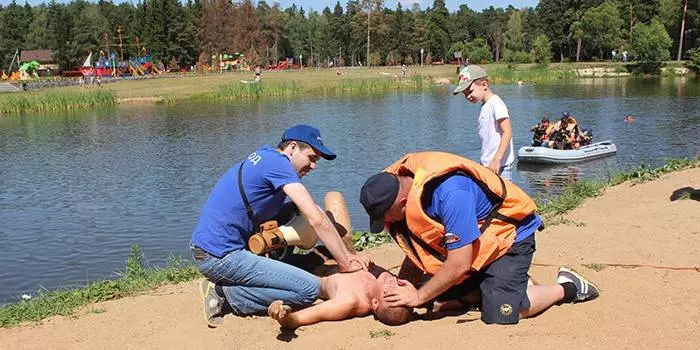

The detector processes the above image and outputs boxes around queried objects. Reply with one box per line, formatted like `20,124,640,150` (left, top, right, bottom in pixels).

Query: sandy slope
1,168,698,350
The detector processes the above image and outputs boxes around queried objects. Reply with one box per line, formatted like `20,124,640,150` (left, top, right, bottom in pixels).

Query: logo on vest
499,303,513,316
443,233,461,246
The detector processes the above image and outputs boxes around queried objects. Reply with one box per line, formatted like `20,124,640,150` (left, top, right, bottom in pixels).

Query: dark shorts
438,234,536,324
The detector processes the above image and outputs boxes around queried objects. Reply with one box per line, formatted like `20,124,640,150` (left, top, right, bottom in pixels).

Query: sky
0,0,541,12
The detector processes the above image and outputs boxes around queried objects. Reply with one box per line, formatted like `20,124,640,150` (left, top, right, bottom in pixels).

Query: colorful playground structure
80,48,162,78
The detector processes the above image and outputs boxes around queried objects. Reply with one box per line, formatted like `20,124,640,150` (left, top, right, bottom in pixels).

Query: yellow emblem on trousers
499,303,513,316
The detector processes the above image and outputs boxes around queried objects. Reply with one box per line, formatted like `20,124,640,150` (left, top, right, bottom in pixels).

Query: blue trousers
192,247,321,315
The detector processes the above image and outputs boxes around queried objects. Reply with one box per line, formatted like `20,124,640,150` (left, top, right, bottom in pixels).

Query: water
1,77,698,304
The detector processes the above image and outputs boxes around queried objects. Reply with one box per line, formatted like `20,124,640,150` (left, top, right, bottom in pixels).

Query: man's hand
486,158,501,174
383,278,422,307
338,253,372,273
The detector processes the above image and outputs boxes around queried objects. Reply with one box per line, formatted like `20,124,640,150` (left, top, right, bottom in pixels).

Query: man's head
452,65,489,103
278,124,336,177
360,172,411,233
368,271,413,326
540,117,550,126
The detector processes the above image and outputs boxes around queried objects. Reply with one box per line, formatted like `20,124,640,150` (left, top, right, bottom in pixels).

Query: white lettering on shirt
247,152,262,166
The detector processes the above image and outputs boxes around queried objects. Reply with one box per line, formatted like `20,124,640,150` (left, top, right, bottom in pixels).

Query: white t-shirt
477,94,515,167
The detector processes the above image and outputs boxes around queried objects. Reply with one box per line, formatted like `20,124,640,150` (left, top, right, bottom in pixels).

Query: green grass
484,65,578,84
369,329,395,339
184,75,434,103
0,245,199,328
352,231,393,252
582,263,608,272
0,90,116,114
538,157,700,222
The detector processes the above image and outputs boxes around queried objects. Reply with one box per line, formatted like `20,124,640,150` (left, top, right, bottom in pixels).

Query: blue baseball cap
282,124,337,160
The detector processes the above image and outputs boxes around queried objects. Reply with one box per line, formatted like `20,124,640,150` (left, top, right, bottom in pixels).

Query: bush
532,34,552,66
368,52,382,66
630,20,672,73
686,48,700,73
506,50,532,64
466,38,492,64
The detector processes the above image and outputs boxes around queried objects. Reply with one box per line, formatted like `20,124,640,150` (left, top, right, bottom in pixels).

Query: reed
0,90,116,114
538,157,700,217
186,76,434,102
485,65,578,84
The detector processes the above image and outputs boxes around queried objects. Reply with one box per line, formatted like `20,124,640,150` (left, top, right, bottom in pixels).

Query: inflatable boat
517,141,617,164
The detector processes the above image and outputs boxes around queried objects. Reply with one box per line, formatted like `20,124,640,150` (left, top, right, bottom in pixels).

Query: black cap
359,172,399,233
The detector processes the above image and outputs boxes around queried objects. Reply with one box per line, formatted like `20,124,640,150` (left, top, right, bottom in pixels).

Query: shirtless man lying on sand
267,265,414,327
267,262,540,328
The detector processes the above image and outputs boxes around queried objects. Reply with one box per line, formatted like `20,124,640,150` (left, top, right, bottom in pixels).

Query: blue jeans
192,246,321,315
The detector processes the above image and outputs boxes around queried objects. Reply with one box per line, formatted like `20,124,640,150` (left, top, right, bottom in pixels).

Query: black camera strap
237,162,260,233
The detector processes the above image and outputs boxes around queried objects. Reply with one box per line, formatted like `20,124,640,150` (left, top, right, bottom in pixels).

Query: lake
1,77,698,304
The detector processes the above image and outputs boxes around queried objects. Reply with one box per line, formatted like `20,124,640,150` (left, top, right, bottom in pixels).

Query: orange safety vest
383,151,538,283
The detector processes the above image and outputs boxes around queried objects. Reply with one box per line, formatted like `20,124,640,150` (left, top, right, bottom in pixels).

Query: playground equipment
215,52,250,72
76,47,162,78
18,60,40,80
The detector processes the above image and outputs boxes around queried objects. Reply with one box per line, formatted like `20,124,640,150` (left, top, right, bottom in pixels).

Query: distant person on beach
190,124,370,328
360,151,600,325
268,264,413,328
452,65,515,180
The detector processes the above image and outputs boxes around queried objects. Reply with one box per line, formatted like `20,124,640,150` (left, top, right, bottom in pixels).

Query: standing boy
452,65,515,180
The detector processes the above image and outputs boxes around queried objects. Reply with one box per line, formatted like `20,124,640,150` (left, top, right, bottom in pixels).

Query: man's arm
487,117,513,173
283,183,369,272
271,297,358,329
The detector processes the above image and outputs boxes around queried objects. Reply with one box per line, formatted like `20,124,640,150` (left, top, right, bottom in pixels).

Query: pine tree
0,1,30,69
427,0,450,61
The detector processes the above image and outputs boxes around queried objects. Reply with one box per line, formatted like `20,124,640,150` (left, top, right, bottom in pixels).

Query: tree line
0,0,697,71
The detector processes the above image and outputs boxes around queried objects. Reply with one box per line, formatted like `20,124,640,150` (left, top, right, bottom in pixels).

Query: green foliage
0,90,116,114
0,1,32,69
369,329,395,338
538,157,700,222
0,246,200,327
426,0,451,60
198,76,435,102
581,1,624,59
465,38,492,64
485,65,576,83
352,231,392,251
583,263,608,272
532,34,552,66
630,20,672,73
686,48,700,73
504,10,525,54
504,50,531,64
368,51,382,67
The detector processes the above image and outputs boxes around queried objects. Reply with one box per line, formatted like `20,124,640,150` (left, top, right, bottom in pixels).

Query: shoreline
1,157,696,327
0,164,697,348
2,62,694,113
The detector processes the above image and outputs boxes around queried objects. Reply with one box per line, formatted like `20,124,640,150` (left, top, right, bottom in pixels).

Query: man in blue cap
190,124,370,327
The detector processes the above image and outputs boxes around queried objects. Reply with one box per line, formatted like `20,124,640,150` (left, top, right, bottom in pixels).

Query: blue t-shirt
191,146,300,257
424,174,541,251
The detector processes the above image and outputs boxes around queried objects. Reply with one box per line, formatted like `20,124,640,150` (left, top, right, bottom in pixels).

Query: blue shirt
191,146,300,257
424,174,541,251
